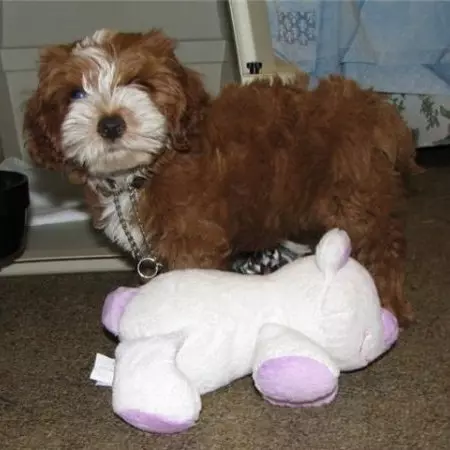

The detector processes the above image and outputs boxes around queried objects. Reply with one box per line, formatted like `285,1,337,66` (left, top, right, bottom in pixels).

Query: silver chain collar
105,177,163,282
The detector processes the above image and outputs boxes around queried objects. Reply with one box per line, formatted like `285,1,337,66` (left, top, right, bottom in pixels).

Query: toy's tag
90,353,115,387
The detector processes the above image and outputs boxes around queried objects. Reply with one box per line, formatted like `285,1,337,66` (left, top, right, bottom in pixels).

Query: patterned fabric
390,94,450,147
232,242,311,275
276,10,317,46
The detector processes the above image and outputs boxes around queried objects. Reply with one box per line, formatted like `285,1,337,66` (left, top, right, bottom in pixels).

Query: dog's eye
70,88,87,100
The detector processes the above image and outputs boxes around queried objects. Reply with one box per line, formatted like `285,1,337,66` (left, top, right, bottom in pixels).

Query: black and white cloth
232,241,312,275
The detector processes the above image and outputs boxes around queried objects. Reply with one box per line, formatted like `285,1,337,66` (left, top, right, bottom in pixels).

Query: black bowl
0,170,30,263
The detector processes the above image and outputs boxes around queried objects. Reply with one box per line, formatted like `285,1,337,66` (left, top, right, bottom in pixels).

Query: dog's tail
374,98,425,179
380,126,425,196
394,127,425,177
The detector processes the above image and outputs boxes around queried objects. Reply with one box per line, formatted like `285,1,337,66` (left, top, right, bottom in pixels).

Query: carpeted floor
1,167,449,450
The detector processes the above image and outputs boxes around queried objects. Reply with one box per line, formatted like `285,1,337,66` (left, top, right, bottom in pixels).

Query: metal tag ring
137,257,161,281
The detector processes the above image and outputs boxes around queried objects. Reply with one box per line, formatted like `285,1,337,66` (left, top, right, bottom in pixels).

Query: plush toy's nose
381,308,399,348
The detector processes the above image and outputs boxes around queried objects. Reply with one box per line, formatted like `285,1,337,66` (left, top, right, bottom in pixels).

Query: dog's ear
121,29,211,153
23,45,73,172
146,30,210,152
23,90,65,171
24,90,89,183
166,63,210,153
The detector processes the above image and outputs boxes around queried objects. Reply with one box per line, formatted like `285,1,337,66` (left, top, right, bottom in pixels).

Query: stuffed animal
101,228,399,434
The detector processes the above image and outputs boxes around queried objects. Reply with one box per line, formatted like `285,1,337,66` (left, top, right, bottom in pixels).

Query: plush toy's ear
315,228,352,274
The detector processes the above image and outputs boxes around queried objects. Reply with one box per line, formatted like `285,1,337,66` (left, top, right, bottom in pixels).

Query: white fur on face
62,33,167,175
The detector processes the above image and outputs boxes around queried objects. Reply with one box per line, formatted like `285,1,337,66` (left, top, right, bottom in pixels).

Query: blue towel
266,0,450,95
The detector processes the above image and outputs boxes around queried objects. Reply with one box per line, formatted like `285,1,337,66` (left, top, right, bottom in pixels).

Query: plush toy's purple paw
381,308,399,349
117,409,195,434
102,287,140,336
254,356,338,408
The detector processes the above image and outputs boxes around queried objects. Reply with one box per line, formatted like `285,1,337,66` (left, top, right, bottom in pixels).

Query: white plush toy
101,228,399,434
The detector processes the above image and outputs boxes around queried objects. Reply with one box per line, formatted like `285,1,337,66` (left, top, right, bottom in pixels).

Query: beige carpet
1,168,449,450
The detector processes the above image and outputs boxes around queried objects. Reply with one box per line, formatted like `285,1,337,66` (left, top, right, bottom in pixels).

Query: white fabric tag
90,353,115,387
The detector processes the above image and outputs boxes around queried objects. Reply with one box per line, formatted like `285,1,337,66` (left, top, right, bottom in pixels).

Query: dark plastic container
0,170,30,264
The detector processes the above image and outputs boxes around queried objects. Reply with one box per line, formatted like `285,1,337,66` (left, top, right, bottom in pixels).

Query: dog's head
24,29,209,176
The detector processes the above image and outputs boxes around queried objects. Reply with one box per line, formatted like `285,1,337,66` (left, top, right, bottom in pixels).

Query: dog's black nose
97,115,126,140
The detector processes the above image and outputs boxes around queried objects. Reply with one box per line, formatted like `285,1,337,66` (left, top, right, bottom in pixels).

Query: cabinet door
228,0,297,83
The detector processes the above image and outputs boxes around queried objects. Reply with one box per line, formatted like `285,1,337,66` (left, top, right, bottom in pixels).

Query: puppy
24,29,422,326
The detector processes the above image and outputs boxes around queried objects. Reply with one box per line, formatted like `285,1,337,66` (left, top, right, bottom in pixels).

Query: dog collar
89,171,164,281
112,185,164,282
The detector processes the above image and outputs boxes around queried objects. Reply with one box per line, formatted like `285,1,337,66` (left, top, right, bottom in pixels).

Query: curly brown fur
24,29,422,326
